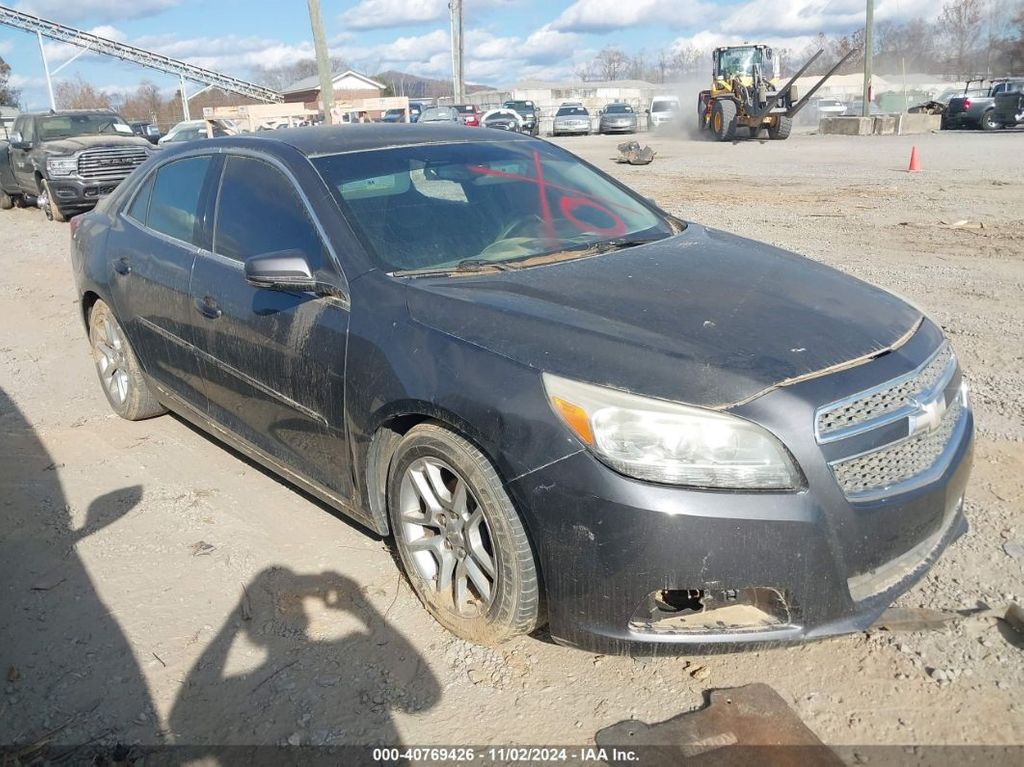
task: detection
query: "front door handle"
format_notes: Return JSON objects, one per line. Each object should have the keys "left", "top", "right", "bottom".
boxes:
{"left": 113, "top": 257, "right": 131, "bottom": 275}
{"left": 195, "top": 295, "right": 222, "bottom": 320}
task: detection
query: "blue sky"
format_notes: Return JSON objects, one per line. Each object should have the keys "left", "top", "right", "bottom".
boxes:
{"left": 2, "top": 0, "right": 936, "bottom": 110}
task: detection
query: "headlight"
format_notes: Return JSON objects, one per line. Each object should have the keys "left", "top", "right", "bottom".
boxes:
{"left": 543, "top": 373, "right": 801, "bottom": 489}
{"left": 46, "top": 156, "right": 78, "bottom": 177}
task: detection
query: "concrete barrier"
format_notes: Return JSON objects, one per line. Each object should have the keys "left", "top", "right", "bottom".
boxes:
{"left": 873, "top": 116, "right": 897, "bottom": 135}
{"left": 897, "top": 113, "right": 942, "bottom": 135}
{"left": 819, "top": 116, "right": 874, "bottom": 135}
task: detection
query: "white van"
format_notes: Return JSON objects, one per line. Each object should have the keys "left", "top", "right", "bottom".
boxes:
{"left": 649, "top": 96, "right": 681, "bottom": 128}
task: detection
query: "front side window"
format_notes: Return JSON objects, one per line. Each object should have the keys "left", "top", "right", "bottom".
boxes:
{"left": 313, "top": 140, "right": 674, "bottom": 273}
{"left": 145, "top": 156, "right": 212, "bottom": 244}
{"left": 213, "top": 155, "right": 323, "bottom": 266}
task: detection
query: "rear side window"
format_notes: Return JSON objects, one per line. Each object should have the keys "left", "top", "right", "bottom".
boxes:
{"left": 213, "top": 155, "right": 323, "bottom": 266}
{"left": 144, "top": 156, "right": 212, "bottom": 244}
{"left": 126, "top": 174, "right": 155, "bottom": 223}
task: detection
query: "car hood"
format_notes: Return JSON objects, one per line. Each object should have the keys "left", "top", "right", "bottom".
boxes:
{"left": 40, "top": 135, "right": 152, "bottom": 154}
{"left": 405, "top": 225, "right": 922, "bottom": 408}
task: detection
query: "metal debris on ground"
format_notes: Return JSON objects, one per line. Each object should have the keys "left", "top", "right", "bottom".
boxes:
{"left": 616, "top": 141, "right": 656, "bottom": 165}
{"left": 189, "top": 540, "right": 216, "bottom": 556}
{"left": 595, "top": 683, "right": 843, "bottom": 767}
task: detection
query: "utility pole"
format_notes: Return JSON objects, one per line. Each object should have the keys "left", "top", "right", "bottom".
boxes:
{"left": 307, "top": 0, "right": 334, "bottom": 125}
{"left": 449, "top": 0, "right": 464, "bottom": 103}
{"left": 862, "top": 0, "right": 874, "bottom": 117}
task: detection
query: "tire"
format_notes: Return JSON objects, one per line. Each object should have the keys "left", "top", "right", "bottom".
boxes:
{"left": 88, "top": 300, "right": 167, "bottom": 421}
{"left": 980, "top": 110, "right": 997, "bottom": 131}
{"left": 42, "top": 180, "right": 67, "bottom": 223}
{"left": 697, "top": 95, "right": 709, "bottom": 131}
{"left": 0, "top": 190, "right": 12, "bottom": 210}
{"left": 387, "top": 423, "right": 541, "bottom": 645}
{"left": 768, "top": 115, "right": 793, "bottom": 140}
{"left": 710, "top": 99, "right": 738, "bottom": 141}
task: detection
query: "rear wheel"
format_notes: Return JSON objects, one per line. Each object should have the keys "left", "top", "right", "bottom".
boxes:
{"left": 387, "top": 423, "right": 540, "bottom": 645}
{"left": 88, "top": 300, "right": 167, "bottom": 421}
{"left": 0, "top": 190, "right": 13, "bottom": 210}
{"left": 980, "top": 110, "right": 998, "bottom": 131}
{"left": 768, "top": 115, "right": 793, "bottom": 140}
{"left": 710, "top": 99, "right": 738, "bottom": 141}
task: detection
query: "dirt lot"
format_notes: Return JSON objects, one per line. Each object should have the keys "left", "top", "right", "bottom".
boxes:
{"left": 1, "top": 129, "right": 1022, "bottom": 756}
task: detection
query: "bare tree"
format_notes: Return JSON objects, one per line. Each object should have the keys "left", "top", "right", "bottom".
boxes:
{"left": 252, "top": 56, "right": 349, "bottom": 91}
{"left": 939, "top": 0, "right": 983, "bottom": 77}
{"left": 0, "top": 55, "right": 21, "bottom": 107}
{"left": 55, "top": 77, "right": 113, "bottom": 110}
{"left": 595, "top": 46, "right": 628, "bottom": 80}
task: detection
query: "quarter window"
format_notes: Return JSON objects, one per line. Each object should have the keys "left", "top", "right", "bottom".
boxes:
{"left": 126, "top": 174, "right": 155, "bottom": 224}
{"left": 213, "top": 156, "right": 323, "bottom": 266}
{"left": 145, "top": 156, "right": 212, "bottom": 244}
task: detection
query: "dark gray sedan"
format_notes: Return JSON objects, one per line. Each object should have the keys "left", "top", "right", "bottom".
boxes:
{"left": 70, "top": 125, "right": 972, "bottom": 654}
{"left": 599, "top": 103, "right": 638, "bottom": 134}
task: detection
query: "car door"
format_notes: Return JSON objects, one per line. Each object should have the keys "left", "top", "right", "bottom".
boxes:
{"left": 104, "top": 154, "right": 216, "bottom": 411}
{"left": 190, "top": 152, "right": 353, "bottom": 500}
{"left": 10, "top": 117, "right": 37, "bottom": 192}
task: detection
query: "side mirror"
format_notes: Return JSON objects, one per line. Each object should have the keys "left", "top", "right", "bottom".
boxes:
{"left": 9, "top": 131, "right": 29, "bottom": 149}
{"left": 245, "top": 250, "right": 326, "bottom": 294}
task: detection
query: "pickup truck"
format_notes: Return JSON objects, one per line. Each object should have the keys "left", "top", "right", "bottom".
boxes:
{"left": 945, "top": 78, "right": 1024, "bottom": 130}
{"left": 992, "top": 89, "right": 1024, "bottom": 128}
{"left": 0, "top": 110, "right": 154, "bottom": 222}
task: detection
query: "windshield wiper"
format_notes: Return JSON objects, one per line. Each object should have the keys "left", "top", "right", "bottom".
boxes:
{"left": 391, "top": 258, "right": 517, "bottom": 278}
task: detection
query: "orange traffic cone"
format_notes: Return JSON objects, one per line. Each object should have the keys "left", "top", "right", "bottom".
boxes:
{"left": 908, "top": 146, "right": 921, "bottom": 172}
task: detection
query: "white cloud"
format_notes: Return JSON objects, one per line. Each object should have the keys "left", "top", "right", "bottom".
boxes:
{"left": 553, "top": 0, "right": 713, "bottom": 33}
{"left": 340, "top": 0, "right": 448, "bottom": 31}
{"left": 16, "top": 0, "right": 180, "bottom": 24}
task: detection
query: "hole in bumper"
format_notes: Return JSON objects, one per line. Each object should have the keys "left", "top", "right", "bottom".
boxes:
{"left": 629, "top": 587, "right": 800, "bottom": 636}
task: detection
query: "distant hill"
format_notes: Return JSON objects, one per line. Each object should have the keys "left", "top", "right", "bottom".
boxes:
{"left": 373, "top": 70, "right": 493, "bottom": 99}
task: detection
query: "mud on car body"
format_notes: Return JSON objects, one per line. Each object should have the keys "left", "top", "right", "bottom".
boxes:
{"left": 70, "top": 125, "right": 973, "bottom": 654}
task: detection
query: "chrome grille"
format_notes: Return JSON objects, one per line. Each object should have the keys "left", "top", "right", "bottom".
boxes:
{"left": 817, "top": 344, "right": 953, "bottom": 438}
{"left": 77, "top": 147, "right": 149, "bottom": 183}
{"left": 832, "top": 397, "right": 963, "bottom": 498}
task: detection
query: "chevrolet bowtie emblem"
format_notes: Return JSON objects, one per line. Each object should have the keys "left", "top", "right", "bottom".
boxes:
{"left": 909, "top": 392, "right": 947, "bottom": 436}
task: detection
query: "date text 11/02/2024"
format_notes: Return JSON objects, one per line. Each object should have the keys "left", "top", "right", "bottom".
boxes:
{"left": 374, "top": 747, "right": 640, "bottom": 762}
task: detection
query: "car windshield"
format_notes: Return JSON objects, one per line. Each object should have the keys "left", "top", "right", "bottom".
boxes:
{"left": 421, "top": 107, "right": 457, "bottom": 121}
{"left": 36, "top": 113, "right": 132, "bottom": 140}
{"left": 605, "top": 105, "right": 633, "bottom": 113}
{"left": 313, "top": 140, "right": 675, "bottom": 274}
{"left": 384, "top": 109, "right": 404, "bottom": 117}
{"left": 455, "top": 105, "right": 475, "bottom": 114}
{"left": 651, "top": 100, "right": 678, "bottom": 113}
{"left": 504, "top": 102, "right": 535, "bottom": 113}
{"left": 556, "top": 107, "right": 588, "bottom": 116}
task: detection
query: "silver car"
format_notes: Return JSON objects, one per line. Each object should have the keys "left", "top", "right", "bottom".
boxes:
{"left": 552, "top": 105, "right": 591, "bottom": 136}
{"left": 598, "top": 103, "right": 638, "bottom": 134}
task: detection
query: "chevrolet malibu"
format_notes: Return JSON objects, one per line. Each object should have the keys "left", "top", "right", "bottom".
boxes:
{"left": 70, "top": 125, "right": 973, "bottom": 653}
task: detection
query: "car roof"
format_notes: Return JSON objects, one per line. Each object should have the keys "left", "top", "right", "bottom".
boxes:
{"left": 209, "top": 124, "right": 534, "bottom": 157}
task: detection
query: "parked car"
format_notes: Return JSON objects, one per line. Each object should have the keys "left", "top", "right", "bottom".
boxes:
{"left": 649, "top": 96, "right": 681, "bottom": 128}
{"left": 157, "top": 124, "right": 229, "bottom": 144}
{"left": 454, "top": 104, "right": 481, "bottom": 127}
{"left": 844, "top": 100, "right": 883, "bottom": 116}
{"left": 159, "top": 119, "right": 238, "bottom": 145}
{"left": 552, "top": 105, "right": 591, "bottom": 136}
{"left": 71, "top": 124, "right": 973, "bottom": 654}
{"left": 501, "top": 100, "right": 539, "bottom": 136}
{"left": 381, "top": 108, "right": 409, "bottom": 123}
{"left": 992, "top": 88, "right": 1024, "bottom": 128}
{"left": 0, "top": 110, "right": 153, "bottom": 222}
{"left": 418, "top": 106, "right": 461, "bottom": 124}
{"left": 598, "top": 103, "right": 638, "bottom": 134}
{"left": 813, "top": 98, "right": 846, "bottom": 116}
{"left": 480, "top": 108, "right": 522, "bottom": 132}
{"left": 128, "top": 121, "right": 161, "bottom": 144}
{"left": 946, "top": 79, "right": 1024, "bottom": 130}
{"left": 407, "top": 102, "right": 425, "bottom": 123}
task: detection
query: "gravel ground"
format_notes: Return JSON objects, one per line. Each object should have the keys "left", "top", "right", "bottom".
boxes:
{"left": 1, "top": 129, "right": 1022, "bottom": 755}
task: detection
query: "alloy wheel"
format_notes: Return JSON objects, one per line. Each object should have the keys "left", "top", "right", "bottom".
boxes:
{"left": 397, "top": 456, "right": 497, "bottom": 618}
{"left": 94, "top": 313, "right": 130, "bottom": 406}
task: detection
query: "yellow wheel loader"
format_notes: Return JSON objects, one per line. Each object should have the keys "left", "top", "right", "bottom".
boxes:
{"left": 697, "top": 45, "right": 859, "bottom": 141}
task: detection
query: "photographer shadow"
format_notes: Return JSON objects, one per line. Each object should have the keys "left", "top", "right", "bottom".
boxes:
{"left": 168, "top": 566, "right": 440, "bottom": 751}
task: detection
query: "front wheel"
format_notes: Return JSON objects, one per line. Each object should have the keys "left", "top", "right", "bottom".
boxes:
{"left": 387, "top": 423, "right": 541, "bottom": 645}
{"left": 710, "top": 99, "right": 738, "bottom": 141}
{"left": 767, "top": 115, "right": 793, "bottom": 140}
{"left": 0, "top": 190, "right": 14, "bottom": 210}
{"left": 89, "top": 300, "right": 167, "bottom": 421}
{"left": 41, "top": 180, "right": 67, "bottom": 223}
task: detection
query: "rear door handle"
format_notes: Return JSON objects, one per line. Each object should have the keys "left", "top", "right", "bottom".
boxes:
{"left": 113, "top": 257, "right": 131, "bottom": 275}
{"left": 195, "top": 295, "right": 222, "bottom": 320}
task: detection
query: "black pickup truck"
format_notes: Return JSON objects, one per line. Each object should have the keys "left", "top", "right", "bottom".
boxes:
{"left": 945, "top": 78, "right": 1024, "bottom": 130}
{"left": 992, "top": 89, "right": 1024, "bottom": 128}
{"left": 0, "top": 110, "right": 153, "bottom": 222}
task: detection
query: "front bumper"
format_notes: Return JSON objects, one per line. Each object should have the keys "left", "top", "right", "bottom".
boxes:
{"left": 508, "top": 327, "right": 974, "bottom": 654}
{"left": 44, "top": 176, "right": 121, "bottom": 212}
{"left": 600, "top": 123, "right": 636, "bottom": 133}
